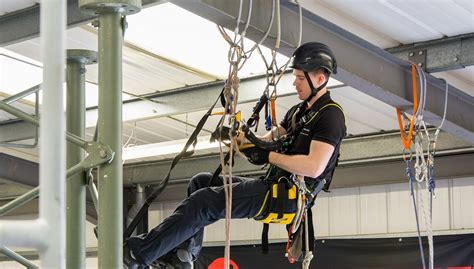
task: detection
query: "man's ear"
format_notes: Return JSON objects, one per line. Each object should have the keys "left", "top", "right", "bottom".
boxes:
{"left": 318, "top": 72, "right": 327, "bottom": 86}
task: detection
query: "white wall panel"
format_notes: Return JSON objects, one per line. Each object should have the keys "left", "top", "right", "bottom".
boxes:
{"left": 387, "top": 182, "right": 418, "bottom": 233}
{"left": 452, "top": 177, "right": 474, "bottom": 229}
{"left": 328, "top": 187, "right": 359, "bottom": 236}
{"left": 146, "top": 177, "right": 474, "bottom": 243}
{"left": 313, "top": 191, "right": 330, "bottom": 237}
{"left": 359, "top": 185, "right": 388, "bottom": 234}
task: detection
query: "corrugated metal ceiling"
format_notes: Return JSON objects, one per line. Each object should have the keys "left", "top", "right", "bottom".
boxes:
{"left": 302, "top": 0, "right": 474, "bottom": 95}
{"left": 1, "top": 1, "right": 473, "bottom": 162}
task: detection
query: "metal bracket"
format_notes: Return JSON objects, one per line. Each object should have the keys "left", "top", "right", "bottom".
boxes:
{"left": 121, "top": 15, "right": 128, "bottom": 37}
{"left": 87, "top": 172, "right": 99, "bottom": 211}
{"left": 408, "top": 49, "right": 427, "bottom": 70}
{"left": 67, "top": 142, "right": 114, "bottom": 178}
{"left": 82, "top": 142, "right": 115, "bottom": 168}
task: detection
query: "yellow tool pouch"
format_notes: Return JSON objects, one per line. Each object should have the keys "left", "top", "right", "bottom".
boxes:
{"left": 253, "top": 178, "right": 298, "bottom": 225}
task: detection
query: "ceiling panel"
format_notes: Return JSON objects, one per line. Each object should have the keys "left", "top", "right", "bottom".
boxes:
{"left": 433, "top": 66, "right": 474, "bottom": 97}
{"left": 5, "top": 26, "right": 213, "bottom": 97}
{"left": 124, "top": 3, "right": 290, "bottom": 79}
{"left": 304, "top": 0, "right": 473, "bottom": 46}
{"left": 301, "top": 0, "right": 474, "bottom": 98}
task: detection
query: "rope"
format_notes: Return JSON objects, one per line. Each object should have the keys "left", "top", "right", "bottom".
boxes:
{"left": 406, "top": 160, "right": 427, "bottom": 269}
{"left": 215, "top": 1, "right": 303, "bottom": 267}
{"left": 217, "top": 1, "right": 250, "bottom": 267}
{"left": 254, "top": 0, "right": 302, "bottom": 136}
{"left": 397, "top": 62, "right": 449, "bottom": 269}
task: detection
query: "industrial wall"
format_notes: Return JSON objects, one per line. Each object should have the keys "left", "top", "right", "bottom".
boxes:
{"left": 0, "top": 176, "right": 472, "bottom": 268}
{"left": 148, "top": 176, "right": 474, "bottom": 243}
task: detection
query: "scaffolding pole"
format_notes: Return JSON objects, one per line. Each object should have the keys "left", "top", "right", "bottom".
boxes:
{"left": 66, "top": 49, "right": 97, "bottom": 269}
{"left": 0, "top": 246, "right": 39, "bottom": 269}
{"left": 78, "top": 0, "right": 141, "bottom": 267}
{"left": 0, "top": 0, "right": 67, "bottom": 268}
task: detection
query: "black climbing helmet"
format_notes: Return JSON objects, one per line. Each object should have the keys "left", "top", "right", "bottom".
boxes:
{"left": 290, "top": 42, "right": 337, "bottom": 75}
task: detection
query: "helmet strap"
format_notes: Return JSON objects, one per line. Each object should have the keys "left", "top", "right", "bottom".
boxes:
{"left": 303, "top": 71, "right": 328, "bottom": 105}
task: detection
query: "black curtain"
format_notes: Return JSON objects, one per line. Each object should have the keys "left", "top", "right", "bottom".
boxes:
{"left": 196, "top": 234, "right": 474, "bottom": 269}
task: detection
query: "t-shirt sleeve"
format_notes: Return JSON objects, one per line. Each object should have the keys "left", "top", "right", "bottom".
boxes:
{"left": 311, "top": 107, "right": 346, "bottom": 147}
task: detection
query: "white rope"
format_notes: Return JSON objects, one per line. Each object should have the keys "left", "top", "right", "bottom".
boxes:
{"left": 217, "top": 1, "right": 248, "bottom": 268}
{"left": 407, "top": 63, "right": 449, "bottom": 269}
{"left": 215, "top": 1, "right": 304, "bottom": 267}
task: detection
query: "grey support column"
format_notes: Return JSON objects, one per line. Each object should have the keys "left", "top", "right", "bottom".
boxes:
{"left": 66, "top": 49, "right": 97, "bottom": 269}
{"left": 78, "top": 1, "right": 141, "bottom": 268}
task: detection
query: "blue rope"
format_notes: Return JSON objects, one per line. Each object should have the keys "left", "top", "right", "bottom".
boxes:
{"left": 406, "top": 160, "right": 427, "bottom": 269}
{"left": 428, "top": 165, "right": 436, "bottom": 194}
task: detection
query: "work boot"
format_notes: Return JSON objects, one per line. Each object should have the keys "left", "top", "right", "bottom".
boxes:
{"left": 123, "top": 241, "right": 142, "bottom": 269}
{"left": 151, "top": 249, "right": 193, "bottom": 269}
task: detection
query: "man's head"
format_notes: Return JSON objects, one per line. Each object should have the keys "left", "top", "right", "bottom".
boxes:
{"left": 290, "top": 42, "right": 337, "bottom": 101}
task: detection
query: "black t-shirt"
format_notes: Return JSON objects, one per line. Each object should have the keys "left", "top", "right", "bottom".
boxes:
{"left": 279, "top": 92, "right": 346, "bottom": 190}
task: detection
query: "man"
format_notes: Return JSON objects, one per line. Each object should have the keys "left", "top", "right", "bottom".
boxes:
{"left": 124, "top": 42, "right": 346, "bottom": 269}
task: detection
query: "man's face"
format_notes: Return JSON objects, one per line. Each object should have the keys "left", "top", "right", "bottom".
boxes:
{"left": 292, "top": 69, "right": 310, "bottom": 100}
{"left": 292, "top": 69, "right": 326, "bottom": 100}
{"left": 292, "top": 69, "right": 311, "bottom": 100}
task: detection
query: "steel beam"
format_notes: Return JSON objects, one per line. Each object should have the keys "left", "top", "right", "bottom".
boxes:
{"left": 171, "top": 0, "right": 474, "bottom": 144}
{"left": 0, "top": 153, "right": 98, "bottom": 222}
{"left": 124, "top": 151, "right": 474, "bottom": 202}
{"left": 0, "top": 120, "right": 36, "bottom": 143}
{"left": 85, "top": 71, "right": 302, "bottom": 126}
{"left": 387, "top": 33, "right": 474, "bottom": 73}
{"left": 0, "top": 1, "right": 92, "bottom": 46}
{"left": 123, "top": 131, "right": 474, "bottom": 190}
{"left": 2, "top": 71, "right": 332, "bottom": 134}
{"left": 1, "top": 71, "right": 302, "bottom": 136}
{"left": 0, "top": 153, "right": 38, "bottom": 187}
{"left": 0, "top": 0, "right": 167, "bottom": 46}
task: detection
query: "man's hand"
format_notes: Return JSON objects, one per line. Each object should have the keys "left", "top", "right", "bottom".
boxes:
{"left": 240, "top": 144, "right": 270, "bottom": 165}
{"left": 210, "top": 126, "right": 231, "bottom": 142}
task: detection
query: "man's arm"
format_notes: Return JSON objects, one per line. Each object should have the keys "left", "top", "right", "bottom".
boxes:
{"left": 268, "top": 140, "right": 335, "bottom": 178}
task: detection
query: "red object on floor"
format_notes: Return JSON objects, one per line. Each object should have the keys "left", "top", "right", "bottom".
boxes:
{"left": 208, "top": 257, "right": 239, "bottom": 269}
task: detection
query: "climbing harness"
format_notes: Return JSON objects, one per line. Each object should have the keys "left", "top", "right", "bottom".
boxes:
{"left": 245, "top": 102, "right": 343, "bottom": 264}
{"left": 396, "top": 64, "right": 449, "bottom": 269}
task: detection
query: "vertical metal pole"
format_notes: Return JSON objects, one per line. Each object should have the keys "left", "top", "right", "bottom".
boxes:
{"left": 97, "top": 12, "right": 124, "bottom": 268}
{"left": 66, "top": 50, "right": 97, "bottom": 269}
{"left": 0, "top": 2, "right": 66, "bottom": 267}
{"left": 78, "top": 1, "right": 140, "bottom": 267}
{"left": 66, "top": 54, "right": 86, "bottom": 269}
{"left": 39, "top": 0, "right": 66, "bottom": 267}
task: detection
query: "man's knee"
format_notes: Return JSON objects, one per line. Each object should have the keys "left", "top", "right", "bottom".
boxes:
{"left": 187, "top": 188, "right": 224, "bottom": 221}
{"left": 187, "top": 172, "right": 212, "bottom": 195}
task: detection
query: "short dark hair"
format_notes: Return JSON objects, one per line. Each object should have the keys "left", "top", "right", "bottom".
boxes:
{"left": 309, "top": 68, "right": 330, "bottom": 83}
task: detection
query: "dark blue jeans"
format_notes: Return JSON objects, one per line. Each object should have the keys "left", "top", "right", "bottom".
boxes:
{"left": 127, "top": 172, "right": 268, "bottom": 266}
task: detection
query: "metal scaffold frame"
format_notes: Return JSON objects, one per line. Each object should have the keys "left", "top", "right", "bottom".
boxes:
{"left": 0, "top": 1, "right": 137, "bottom": 267}
{"left": 0, "top": 1, "right": 68, "bottom": 268}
